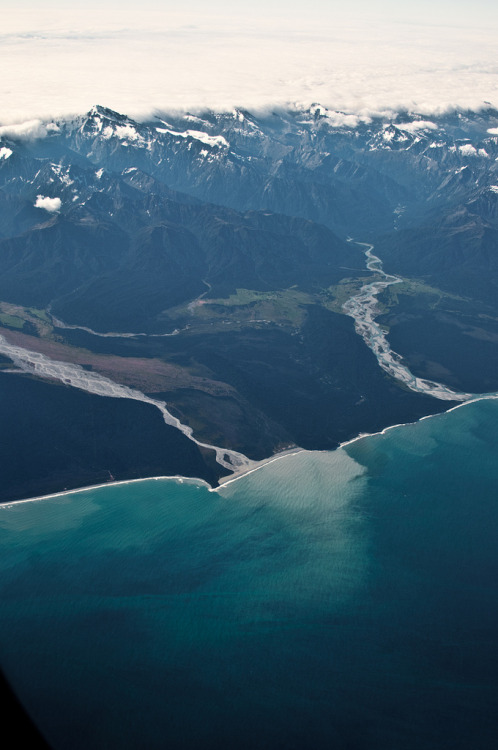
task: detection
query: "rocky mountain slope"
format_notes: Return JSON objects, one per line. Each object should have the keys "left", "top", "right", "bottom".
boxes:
{"left": 1, "top": 104, "right": 497, "bottom": 499}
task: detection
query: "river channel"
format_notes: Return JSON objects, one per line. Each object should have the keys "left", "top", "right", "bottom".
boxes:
{"left": 342, "top": 242, "right": 472, "bottom": 402}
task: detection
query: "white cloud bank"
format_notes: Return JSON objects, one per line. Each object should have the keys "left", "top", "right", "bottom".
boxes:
{"left": 35, "top": 195, "right": 62, "bottom": 213}
{"left": 396, "top": 120, "right": 438, "bottom": 133}
{"left": 0, "top": 4, "right": 497, "bottom": 125}
{"left": 0, "top": 120, "right": 56, "bottom": 140}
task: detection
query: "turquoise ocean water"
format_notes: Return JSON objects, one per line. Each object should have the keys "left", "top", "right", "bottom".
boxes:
{"left": 1, "top": 399, "right": 498, "bottom": 749}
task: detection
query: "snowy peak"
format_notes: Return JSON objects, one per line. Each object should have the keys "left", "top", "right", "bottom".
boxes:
{"left": 86, "top": 105, "right": 130, "bottom": 125}
{"left": 1, "top": 104, "right": 497, "bottom": 245}
{"left": 79, "top": 106, "right": 149, "bottom": 146}
{"left": 155, "top": 127, "right": 229, "bottom": 149}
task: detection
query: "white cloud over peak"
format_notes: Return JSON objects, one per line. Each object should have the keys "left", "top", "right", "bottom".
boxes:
{"left": 35, "top": 195, "right": 62, "bottom": 213}
{"left": 0, "top": 5, "right": 497, "bottom": 124}
{"left": 396, "top": 120, "right": 437, "bottom": 133}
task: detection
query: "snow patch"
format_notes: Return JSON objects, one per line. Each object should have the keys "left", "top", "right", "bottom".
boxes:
{"left": 115, "top": 124, "right": 141, "bottom": 141}
{"left": 487, "top": 128, "right": 498, "bottom": 135}
{"left": 184, "top": 114, "right": 209, "bottom": 125}
{"left": 458, "top": 143, "right": 478, "bottom": 156}
{"left": 157, "top": 127, "right": 229, "bottom": 148}
{"left": 382, "top": 126, "right": 408, "bottom": 143}
{"left": 0, "top": 146, "right": 12, "bottom": 159}
{"left": 96, "top": 122, "right": 145, "bottom": 144}
{"left": 51, "top": 163, "right": 73, "bottom": 185}
{"left": 95, "top": 168, "right": 104, "bottom": 179}
{"left": 456, "top": 144, "right": 489, "bottom": 158}
{"left": 489, "top": 185, "right": 498, "bottom": 193}
{"left": 91, "top": 116, "right": 103, "bottom": 132}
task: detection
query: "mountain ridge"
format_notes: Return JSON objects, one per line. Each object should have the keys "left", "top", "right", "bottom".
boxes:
{"left": 1, "top": 104, "right": 497, "bottom": 500}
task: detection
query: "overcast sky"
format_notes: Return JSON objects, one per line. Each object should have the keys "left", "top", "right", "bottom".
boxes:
{"left": 1, "top": 0, "right": 498, "bottom": 124}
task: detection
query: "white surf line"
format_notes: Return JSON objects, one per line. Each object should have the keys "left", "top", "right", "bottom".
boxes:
{"left": 1, "top": 449, "right": 306, "bottom": 505}
{"left": 0, "top": 334, "right": 253, "bottom": 474}
{"left": 335, "top": 392, "right": 498, "bottom": 459}
{"left": 6, "top": 392, "right": 498, "bottom": 507}
{"left": 215, "top": 447, "right": 305, "bottom": 491}
{"left": 0, "top": 475, "right": 212, "bottom": 508}
{"left": 342, "top": 242, "right": 473, "bottom": 402}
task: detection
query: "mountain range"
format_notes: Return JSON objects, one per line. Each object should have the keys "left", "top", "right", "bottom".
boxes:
{"left": 1, "top": 104, "right": 497, "bottom": 500}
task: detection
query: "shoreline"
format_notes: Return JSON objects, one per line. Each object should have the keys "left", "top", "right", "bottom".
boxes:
{"left": 215, "top": 447, "right": 305, "bottom": 490}
{"left": 336, "top": 392, "right": 498, "bottom": 451}
{"left": 0, "top": 238, "right": 492, "bottom": 509}
{"left": 0, "top": 475, "right": 213, "bottom": 509}
{"left": 0, "top": 448, "right": 305, "bottom": 508}
{"left": 3, "top": 393, "right": 498, "bottom": 508}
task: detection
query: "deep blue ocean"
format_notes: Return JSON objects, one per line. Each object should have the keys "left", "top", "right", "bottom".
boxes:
{"left": 1, "top": 399, "right": 498, "bottom": 749}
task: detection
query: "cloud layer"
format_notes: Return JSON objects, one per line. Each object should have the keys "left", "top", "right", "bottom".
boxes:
{"left": 0, "top": 120, "right": 55, "bottom": 140}
{"left": 1, "top": 5, "right": 498, "bottom": 125}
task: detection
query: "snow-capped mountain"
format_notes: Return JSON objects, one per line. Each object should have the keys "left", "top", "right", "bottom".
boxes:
{"left": 1, "top": 103, "right": 498, "bottom": 500}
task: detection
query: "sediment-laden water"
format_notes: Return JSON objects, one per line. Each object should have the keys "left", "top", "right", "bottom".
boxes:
{"left": 1, "top": 398, "right": 498, "bottom": 749}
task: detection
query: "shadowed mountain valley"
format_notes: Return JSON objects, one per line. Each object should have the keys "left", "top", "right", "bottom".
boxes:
{"left": 1, "top": 104, "right": 497, "bottom": 499}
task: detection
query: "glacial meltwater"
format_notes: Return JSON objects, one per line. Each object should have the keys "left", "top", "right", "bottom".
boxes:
{"left": 342, "top": 242, "right": 473, "bottom": 401}
{"left": 1, "top": 398, "right": 498, "bottom": 749}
